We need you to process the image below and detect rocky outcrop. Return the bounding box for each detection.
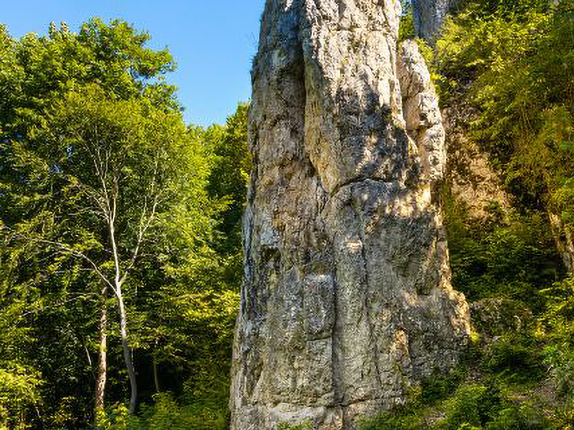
[548,211,574,273]
[471,299,533,338]
[412,0,461,42]
[442,105,512,222]
[230,1,470,429]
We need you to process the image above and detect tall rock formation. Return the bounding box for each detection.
[412,0,461,42]
[230,1,470,429]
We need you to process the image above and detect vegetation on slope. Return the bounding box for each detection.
[359,1,574,429]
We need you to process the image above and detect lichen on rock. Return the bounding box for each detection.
[230,1,470,429]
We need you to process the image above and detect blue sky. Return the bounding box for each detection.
[1,0,267,126]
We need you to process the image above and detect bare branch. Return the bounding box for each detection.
[4,225,116,293]
[118,149,164,285]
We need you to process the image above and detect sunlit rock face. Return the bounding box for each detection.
[412,0,461,42]
[229,1,470,429]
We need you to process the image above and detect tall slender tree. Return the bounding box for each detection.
[0,20,213,424]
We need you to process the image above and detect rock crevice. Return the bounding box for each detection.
[230,1,470,429]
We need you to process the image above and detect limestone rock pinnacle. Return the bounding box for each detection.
[230,1,470,429]
[412,0,461,42]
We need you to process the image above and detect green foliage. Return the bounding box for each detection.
[138,105,250,429]
[542,336,574,407]
[278,421,313,430]
[439,384,504,429]
[97,393,230,430]
[0,19,244,429]
[95,403,139,430]
[436,0,574,218]
[434,2,574,421]
[205,103,251,286]
[418,368,467,406]
[0,364,42,429]
[485,405,551,430]
[360,369,466,430]
[399,1,416,42]
[540,276,574,409]
[362,382,552,430]
[444,194,561,309]
[360,408,424,430]
[481,334,544,383]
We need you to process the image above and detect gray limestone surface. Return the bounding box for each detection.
[230,1,470,429]
[412,0,461,42]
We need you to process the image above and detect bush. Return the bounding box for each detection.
[486,404,551,430]
[95,403,140,430]
[543,337,574,408]
[360,411,424,430]
[399,0,415,42]
[439,384,504,429]
[360,370,467,430]
[96,393,228,430]
[471,299,533,337]
[482,335,543,383]
[420,368,467,406]
[0,364,42,430]
[141,393,227,430]
[444,194,561,312]
[278,421,313,430]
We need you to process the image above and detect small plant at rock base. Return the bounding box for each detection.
[278,420,313,430]
[420,367,467,406]
[481,334,544,383]
[359,410,425,430]
[485,404,551,430]
[439,384,504,430]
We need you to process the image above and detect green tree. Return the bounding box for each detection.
[0,18,249,429]
[206,103,250,253]
[2,84,215,416]
[0,20,215,426]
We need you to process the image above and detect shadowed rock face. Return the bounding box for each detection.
[412,0,461,42]
[229,1,470,429]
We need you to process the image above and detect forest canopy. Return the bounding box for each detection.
[0,20,248,429]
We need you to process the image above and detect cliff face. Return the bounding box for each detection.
[230,1,470,429]
[412,0,460,42]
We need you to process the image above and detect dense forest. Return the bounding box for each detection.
[1,0,574,429]
[0,19,249,429]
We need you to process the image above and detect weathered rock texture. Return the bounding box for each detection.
[230,1,470,429]
[412,0,461,42]
[442,106,512,221]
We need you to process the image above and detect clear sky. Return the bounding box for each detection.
[1,0,267,127]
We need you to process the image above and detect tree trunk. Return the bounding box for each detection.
[94,285,108,418]
[152,356,160,393]
[117,291,138,415]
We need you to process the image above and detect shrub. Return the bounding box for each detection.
[95,403,140,430]
[278,420,313,430]
[140,393,228,430]
[420,368,466,406]
[543,340,574,408]
[482,335,543,383]
[359,409,424,430]
[439,384,503,429]
[0,364,42,430]
[485,404,551,430]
